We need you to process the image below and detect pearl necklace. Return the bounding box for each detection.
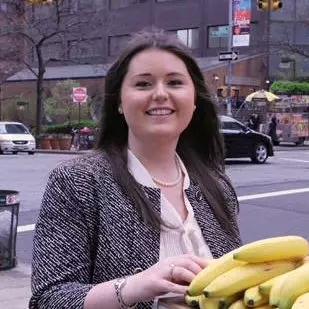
[151,158,182,187]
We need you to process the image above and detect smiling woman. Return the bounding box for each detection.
[119,49,196,145]
[30,29,242,309]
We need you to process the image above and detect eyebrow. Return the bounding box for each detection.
[132,72,186,78]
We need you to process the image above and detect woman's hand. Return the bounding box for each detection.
[122,254,210,304]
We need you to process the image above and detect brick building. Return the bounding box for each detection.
[0,1,25,84]
[1,0,308,124]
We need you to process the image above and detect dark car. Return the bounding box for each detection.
[220,115,274,164]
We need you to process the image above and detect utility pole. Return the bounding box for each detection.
[226,0,233,116]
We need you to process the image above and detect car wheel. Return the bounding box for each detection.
[251,143,268,164]
[12,151,18,155]
[0,150,3,155]
[28,151,35,155]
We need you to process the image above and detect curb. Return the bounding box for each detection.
[274,143,309,152]
[33,146,309,155]
[34,149,92,155]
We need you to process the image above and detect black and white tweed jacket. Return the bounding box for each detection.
[29,152,242,309]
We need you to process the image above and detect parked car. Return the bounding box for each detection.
[220,115,274,164]
[0,122,35,155]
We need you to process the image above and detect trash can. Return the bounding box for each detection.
[0,190,19,270]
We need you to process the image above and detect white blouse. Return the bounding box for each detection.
[127,150,213,308]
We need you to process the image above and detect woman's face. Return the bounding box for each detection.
[120,48,196,146]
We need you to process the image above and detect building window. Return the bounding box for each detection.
[108,35,130,56]
[110,0,147,9]
[69,39,103,59]
[208,25,229,48]
[170,28,199,49]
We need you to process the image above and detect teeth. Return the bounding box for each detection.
[147,109,173,115]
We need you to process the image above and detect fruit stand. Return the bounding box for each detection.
[267,95,309,145]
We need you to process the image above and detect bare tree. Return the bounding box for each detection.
[0,0,113,137]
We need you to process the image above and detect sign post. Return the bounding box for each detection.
[71,87,88,149]
[225,0,251,116]
[219,51,239,61]
[226,0,234,116]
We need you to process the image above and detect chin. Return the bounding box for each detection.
[147,129,181,141]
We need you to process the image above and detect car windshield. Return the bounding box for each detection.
[0,124,29,134]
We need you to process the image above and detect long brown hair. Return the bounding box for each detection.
[96,28,237,234]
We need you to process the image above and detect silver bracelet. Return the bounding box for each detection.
[114,277,137,309]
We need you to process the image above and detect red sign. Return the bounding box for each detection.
[71,87,88,104]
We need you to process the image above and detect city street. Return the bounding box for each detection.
[0,148,308,267]
[0,148,309,308]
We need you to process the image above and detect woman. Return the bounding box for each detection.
[29,29,242,309]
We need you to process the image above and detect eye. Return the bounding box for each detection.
[168,79,183,87]
[135,81,152,88]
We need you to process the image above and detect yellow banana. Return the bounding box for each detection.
[233,236,309,263]
[228,299,247,309]
[277,262,309,309]
[199,295,220,309]
[218,292,243,308]
[291,292,309,309]
[244,285,268,307]
[203,259,298,298]
[184,294,201,307]
[259,271,292,296]
[188,251,245,296]
[269,269,289,307]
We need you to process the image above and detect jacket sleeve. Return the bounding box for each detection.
[29,165,97,309]
[218,171,242,246]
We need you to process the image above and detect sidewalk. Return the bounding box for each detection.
[0,263,31,309]
[33,142,309,155]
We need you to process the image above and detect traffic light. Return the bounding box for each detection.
[270,0,282,11]
[257,0,268,11]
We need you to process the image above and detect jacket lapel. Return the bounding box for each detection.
[129,187,161,272]
[185,181,239,258]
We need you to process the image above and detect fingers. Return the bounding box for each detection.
[171,266,196,284]
[162,280,188,295]
[173,254,209,276]
[187,254,212,269]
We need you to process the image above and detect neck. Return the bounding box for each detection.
[128,137,180,182]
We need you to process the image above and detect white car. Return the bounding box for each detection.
[0,122,36,155]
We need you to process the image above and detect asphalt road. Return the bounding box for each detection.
[0,148,309,267]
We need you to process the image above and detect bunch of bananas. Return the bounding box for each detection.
[186,235,309,309]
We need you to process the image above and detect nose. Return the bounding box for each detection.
[152,82,168,102]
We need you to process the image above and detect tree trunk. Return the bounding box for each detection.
[35,44,45,142]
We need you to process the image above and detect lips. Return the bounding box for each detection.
[146,108,175,116]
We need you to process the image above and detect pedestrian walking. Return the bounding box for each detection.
[29,28,242,309]
[247,114,260,131]
[268,115,278,145]
[247,114,256,130]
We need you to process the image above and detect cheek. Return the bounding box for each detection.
[179,89,195,111]
[121,90,148,112]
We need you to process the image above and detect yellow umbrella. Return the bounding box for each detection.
[245,90,280,102]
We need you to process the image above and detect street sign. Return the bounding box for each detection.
[218,51,239,61]
[71,87,88,104]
